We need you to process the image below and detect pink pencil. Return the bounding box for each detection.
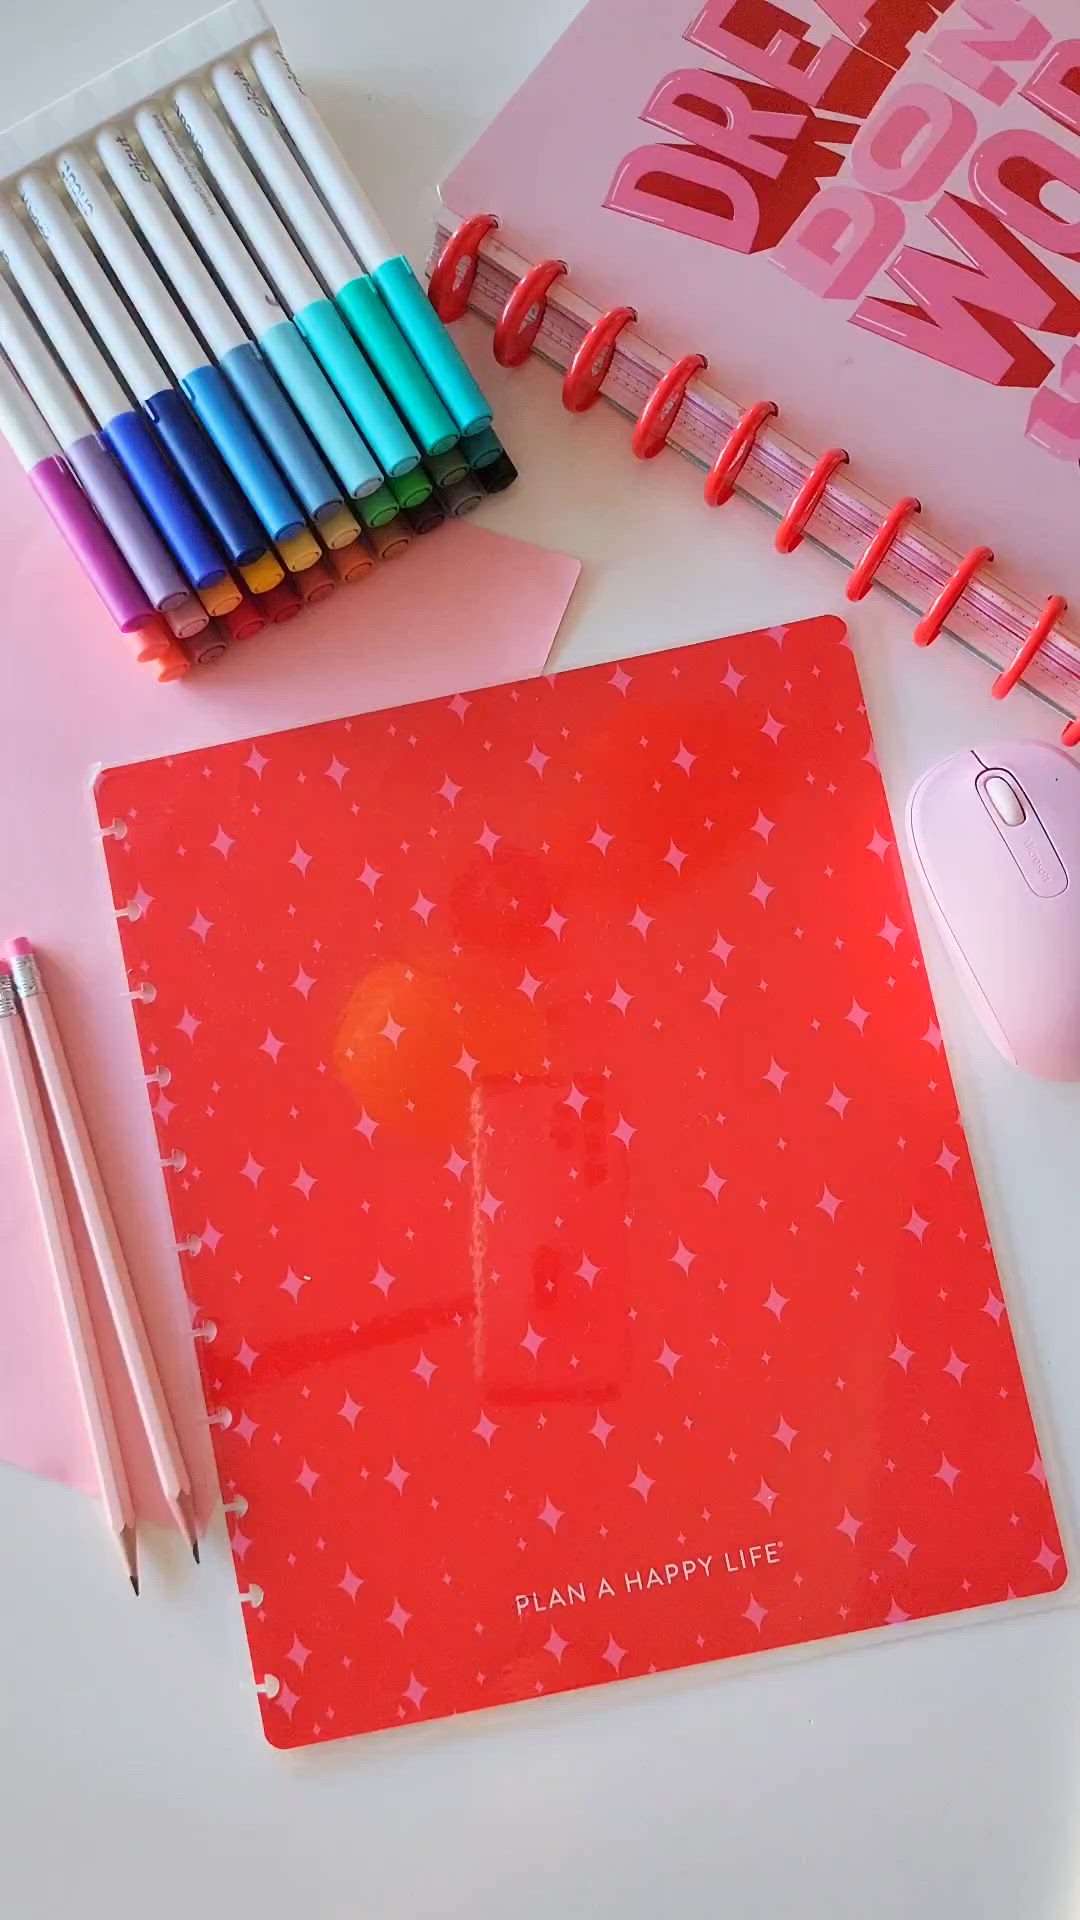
[9,939,198,1559]
[0,965,138,1591]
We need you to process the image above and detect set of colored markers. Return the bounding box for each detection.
[0,31,512,680]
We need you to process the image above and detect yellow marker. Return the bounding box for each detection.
[197,576,243,618]
[239,552,285,595]
[314,501,361,550]
[277,528,321,574]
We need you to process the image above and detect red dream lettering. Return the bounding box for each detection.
[686,0,893,116]
[644,67,805,178]
[852,192,1080,386]
[815,0,954,70]
[617,69,857,250]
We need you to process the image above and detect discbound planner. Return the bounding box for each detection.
[97,614,1064,1748]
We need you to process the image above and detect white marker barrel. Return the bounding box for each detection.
[249,37,395,271]
[211,58,361,295]
[0,207,130,429]
[172,82,321,317]
[0,348,58,468]
[0,268,92,447]
[18,171,166,407]
[95,125,248,364]
[57,147,204,383]
[135,104,283,339]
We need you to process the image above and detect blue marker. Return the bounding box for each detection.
[0,201,229,591]
[95,125,333,546]
[136,103,383,506]
[60,144,306,549]
[178,75,416,484]
[21,169,268,570]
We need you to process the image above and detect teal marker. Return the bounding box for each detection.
[247,39,494,442]
[137,104,382,502]
[175,78,415,485]
[336,272,458,457]
[208,64,421,480]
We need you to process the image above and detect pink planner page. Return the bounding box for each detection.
[0,442,579,1523]
[443,0,1080,614]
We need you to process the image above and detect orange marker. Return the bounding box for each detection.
[123,620,190,680]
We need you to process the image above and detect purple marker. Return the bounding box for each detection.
[0,351,153,634]
[0,273,197,621]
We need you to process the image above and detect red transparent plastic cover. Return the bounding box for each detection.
[98,615,1064,1748]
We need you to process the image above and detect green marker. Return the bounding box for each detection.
[204,65,422,481]
[390,469,433,513]
[357,484,401,531]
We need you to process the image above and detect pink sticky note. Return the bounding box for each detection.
[0,443,580,1528]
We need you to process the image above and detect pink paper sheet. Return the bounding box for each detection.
[0,444,579,1526]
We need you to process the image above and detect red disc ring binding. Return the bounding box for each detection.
[632,353,707,461]
[429,213,498,323]
[704,401,777,508]
[992,595,1067,699]
[913,546,993,647]
[775,448,849,555]
[563,306,637,413]
[846,497,921,602]
[1063,715,1080,748]
[493,258,567,367]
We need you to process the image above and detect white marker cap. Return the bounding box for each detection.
[210,59,360,297]
[249,37,395,272]
[134,103,283,342]
[57,146,203,384]
[172,81,321,318]
[0,347,59,470]
[18,171,166,406]
[95,123,248,364]
[0,268,91,449]
[0,204,130,428]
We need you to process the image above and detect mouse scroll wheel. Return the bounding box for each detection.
[984,775,1026,827]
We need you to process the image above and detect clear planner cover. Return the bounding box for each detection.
[97,614,1065,1748]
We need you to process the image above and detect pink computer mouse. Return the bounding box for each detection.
[907,740,1080,1080]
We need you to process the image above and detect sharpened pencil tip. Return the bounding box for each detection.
[120,1523,139,1595]
[176,1489,200,1564]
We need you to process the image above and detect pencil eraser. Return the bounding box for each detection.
[9,937,32,957]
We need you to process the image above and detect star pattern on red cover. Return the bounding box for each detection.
[98,616,1064,1750]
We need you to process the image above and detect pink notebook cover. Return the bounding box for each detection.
[96,612,1063,1749]
[442,0,1080,616]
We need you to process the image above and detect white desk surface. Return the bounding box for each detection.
[3,5,1080,1915]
